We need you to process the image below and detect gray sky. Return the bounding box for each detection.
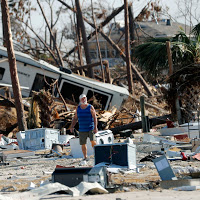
[0,0,199,50]
[29,0,200,28]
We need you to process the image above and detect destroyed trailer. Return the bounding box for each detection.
[0,46,129,110]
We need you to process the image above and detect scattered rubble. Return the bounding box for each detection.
[0,125,200,198]
[0,79,200,199]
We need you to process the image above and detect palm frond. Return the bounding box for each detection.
[172,31,191,44]
[134,40,171,77]
[191,23,200,40]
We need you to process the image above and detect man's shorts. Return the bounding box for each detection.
[79,130,96,145]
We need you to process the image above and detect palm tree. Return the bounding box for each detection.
[134,23,200,123]
[134,24,200,77]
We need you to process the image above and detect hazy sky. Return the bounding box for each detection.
[0,0,199,49]
[28,0,199,32]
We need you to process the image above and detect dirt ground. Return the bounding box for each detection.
[40,190,200,200]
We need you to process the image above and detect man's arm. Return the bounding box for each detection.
[91,105,98,133]
[70,108,78,133]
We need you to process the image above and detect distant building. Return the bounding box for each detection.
[88,19,192,67]
[135,19,192,38]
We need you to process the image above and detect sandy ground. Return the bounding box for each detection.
[40,190,200,200]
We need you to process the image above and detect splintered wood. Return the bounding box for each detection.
[0,81,169,137]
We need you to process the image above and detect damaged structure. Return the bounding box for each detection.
[0,46,129,110]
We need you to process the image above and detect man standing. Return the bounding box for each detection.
[70,94,98,160]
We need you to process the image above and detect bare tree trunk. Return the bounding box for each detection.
[124,0,133,94]
[75,0,93,78]
[69,14,77,67]
[45,26,47,46]
[50,5,53,50]
[76,27,83,65]
[59,30,64,49]
[74,2,84,75]
[37,0,64,67]
[128,5,135,62]
[1,0,27,131]
[76,29,85,75]
[91,0,105,82]
[1,4,6,47]
[53,30,57,51]
[166,41,173,76]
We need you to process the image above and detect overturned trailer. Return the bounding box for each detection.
[0,46,129,110]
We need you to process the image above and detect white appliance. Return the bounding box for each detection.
[17,128,60,151]
[69,130,114,158]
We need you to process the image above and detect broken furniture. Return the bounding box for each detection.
[94,143,136,169]
[69,130,114,158]
[52,166,108,188]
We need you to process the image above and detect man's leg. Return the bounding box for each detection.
[91,140,96,148]
[79,132,88,159]
[89,130,96,148]
[81,144,87,159]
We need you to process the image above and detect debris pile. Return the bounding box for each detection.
[0,81,170,138]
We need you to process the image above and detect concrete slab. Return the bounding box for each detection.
[0,150,35,161]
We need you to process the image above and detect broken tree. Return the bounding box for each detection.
[124,0,134,94]
[75,0,93,78]
[1,0,27,131]
[59,1,153,96]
